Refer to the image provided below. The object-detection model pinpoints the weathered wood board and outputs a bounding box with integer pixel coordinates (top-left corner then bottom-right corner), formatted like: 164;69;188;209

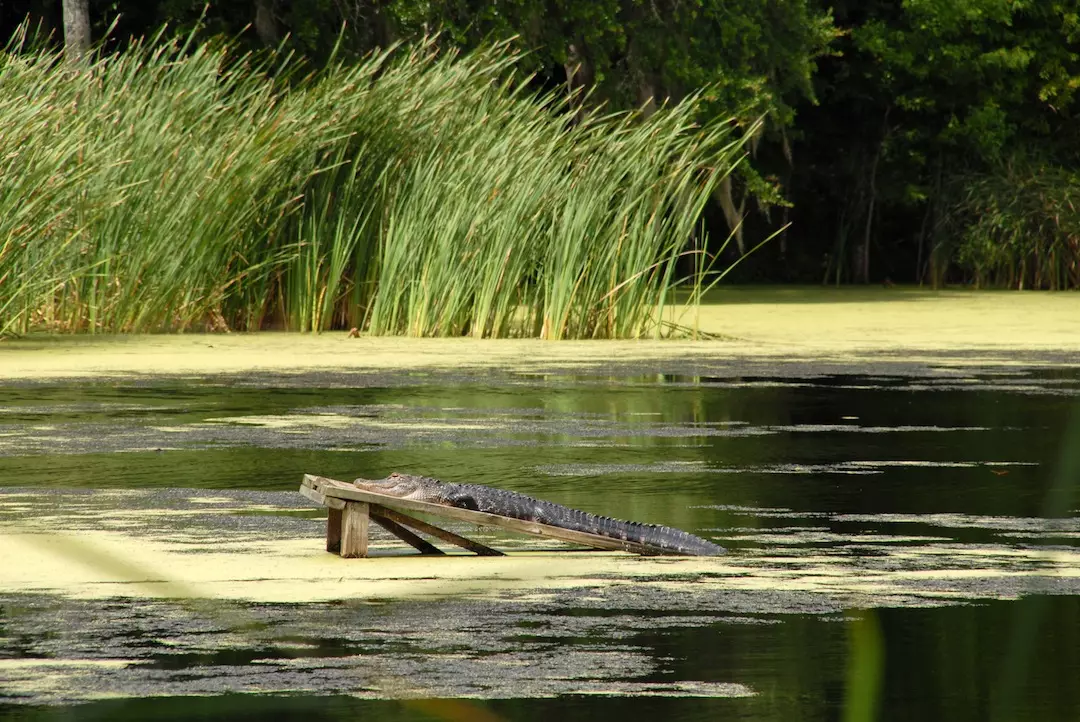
300;474;672;557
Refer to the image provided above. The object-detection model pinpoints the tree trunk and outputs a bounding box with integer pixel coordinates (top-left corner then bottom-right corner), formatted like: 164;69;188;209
861;150;879;283
715;175;746;254
915;154;943;285
254;0;279;46
62;0;91;63
564;41;594;122
637;76;658;118
860;107;892;283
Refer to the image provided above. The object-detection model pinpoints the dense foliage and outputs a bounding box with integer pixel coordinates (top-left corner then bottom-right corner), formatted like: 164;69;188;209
3;0;1080;290
785;0;1080;286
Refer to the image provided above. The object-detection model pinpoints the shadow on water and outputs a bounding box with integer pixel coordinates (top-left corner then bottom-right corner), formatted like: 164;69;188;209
843;404;1080;722
1;367;1078;720
990;406;1080;722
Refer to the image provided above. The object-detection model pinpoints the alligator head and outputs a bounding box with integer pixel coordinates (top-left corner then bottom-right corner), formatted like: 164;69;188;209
351;473;442;502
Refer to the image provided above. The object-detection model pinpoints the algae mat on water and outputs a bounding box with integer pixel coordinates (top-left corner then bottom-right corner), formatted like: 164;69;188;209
2;288;1079;380
3;486;1079;704
2;488;1078;605
2;290;1078;714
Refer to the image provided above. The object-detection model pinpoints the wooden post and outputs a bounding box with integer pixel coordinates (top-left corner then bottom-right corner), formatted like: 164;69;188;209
340;501;370;558
326;507;342;553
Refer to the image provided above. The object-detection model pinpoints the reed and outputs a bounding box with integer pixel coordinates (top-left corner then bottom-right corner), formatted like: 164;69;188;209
0;31;750;337
941;156;1080;290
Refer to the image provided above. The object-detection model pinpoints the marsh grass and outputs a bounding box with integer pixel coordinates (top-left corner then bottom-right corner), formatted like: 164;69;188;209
0;31;749;337
940;157;1080;290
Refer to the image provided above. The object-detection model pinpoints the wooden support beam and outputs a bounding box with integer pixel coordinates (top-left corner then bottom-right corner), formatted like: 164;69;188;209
372;505;504;556
370;510;445;555
340;501;370;558
326;507;342;553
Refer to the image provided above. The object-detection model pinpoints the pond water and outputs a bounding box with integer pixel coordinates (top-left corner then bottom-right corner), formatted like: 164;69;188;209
1;362;1078;721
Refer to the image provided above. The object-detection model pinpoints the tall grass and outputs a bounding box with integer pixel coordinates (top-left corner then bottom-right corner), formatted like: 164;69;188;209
0;31;749;337
938;156;1080;290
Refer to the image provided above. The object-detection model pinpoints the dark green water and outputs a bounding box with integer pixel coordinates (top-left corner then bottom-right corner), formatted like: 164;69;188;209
1;366;1078;720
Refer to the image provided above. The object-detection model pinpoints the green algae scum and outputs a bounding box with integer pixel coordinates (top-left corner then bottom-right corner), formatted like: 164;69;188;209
1;302;1079;720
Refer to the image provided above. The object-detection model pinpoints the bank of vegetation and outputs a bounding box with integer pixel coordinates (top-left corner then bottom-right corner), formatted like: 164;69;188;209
0;32;747;336
3;1;1079;341
13;0;1075;289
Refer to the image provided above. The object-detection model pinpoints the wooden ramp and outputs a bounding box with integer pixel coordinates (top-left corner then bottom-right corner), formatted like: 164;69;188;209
299;474;673;558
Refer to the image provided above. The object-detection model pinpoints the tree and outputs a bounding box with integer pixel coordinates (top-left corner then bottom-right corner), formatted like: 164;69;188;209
783;0;1080;285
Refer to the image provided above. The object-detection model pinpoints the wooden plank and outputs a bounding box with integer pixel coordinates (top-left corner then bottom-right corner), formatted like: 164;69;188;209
299;481;346;510
371;505;504;557
340;501;370;558
306;475;669;556
369;511;445;555
298;481;325;506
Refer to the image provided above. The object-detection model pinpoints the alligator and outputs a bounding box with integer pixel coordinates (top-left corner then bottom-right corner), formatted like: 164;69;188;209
352;472;725;556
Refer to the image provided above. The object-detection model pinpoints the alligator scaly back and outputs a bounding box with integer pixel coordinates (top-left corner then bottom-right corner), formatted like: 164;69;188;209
353;473;725;556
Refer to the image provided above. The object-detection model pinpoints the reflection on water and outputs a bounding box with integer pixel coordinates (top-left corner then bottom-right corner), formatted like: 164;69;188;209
0;368;1078;719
